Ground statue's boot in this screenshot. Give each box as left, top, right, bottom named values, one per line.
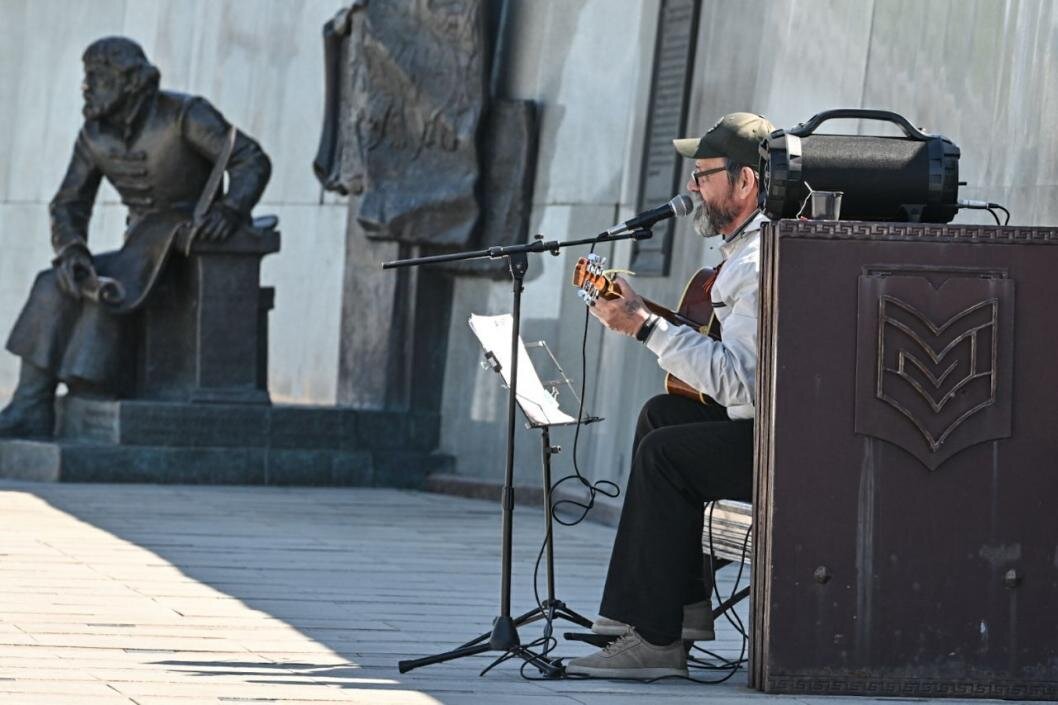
left=0, top=362, right=57, bottom=439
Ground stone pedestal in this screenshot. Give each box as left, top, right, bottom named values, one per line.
left=0, top=397, right=450, bottom=485
left=337, top=209, right=453, bottom=412
left=137, top=219, right=279, bottom=404
left=0, top=217, right=451, bottom=487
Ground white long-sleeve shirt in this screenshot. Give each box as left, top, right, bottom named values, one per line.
left=644, top=213, right=767, bottom=420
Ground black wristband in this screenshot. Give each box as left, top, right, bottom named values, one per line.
left=635, top=313, right=659, bottom=342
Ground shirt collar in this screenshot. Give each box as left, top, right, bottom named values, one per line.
left=720, top=212, right=768, bottom=259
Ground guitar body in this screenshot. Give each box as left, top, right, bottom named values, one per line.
left=571, top=255, right=723, bottom=406
left=663, top=268, right=721, bottom=404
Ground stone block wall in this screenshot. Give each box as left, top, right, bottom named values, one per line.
left=436, top=0, right=1058, bottom=494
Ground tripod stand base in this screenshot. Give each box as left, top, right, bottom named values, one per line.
left=454, top=599, right=593, bottom=652
left=397, top=621, right=562, bottom=677
left=397, top=602, right=592, bottom=676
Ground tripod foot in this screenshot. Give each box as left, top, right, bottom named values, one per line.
left=563, top=631, right=616, bottom=648
left=549, top=600, right=595, bottom=630
left=398, top=642, right=492, bottom=673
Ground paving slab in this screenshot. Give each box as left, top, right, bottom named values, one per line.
left=0, top=481, right=1033, bottom=705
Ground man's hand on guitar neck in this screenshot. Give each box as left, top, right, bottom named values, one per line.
left=589, top=276, right=652, bottom=337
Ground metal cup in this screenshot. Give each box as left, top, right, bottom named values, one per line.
left=809, top=190, right=843, bottom=220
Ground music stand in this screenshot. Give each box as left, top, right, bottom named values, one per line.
left=385, top=228, right=653, bottom=676
left=460, top=317, right=601, bottom=665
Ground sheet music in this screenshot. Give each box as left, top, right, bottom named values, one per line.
left=468, top=314, right=577, bottom=427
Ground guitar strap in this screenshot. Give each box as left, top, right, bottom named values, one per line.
left=702, top=261, right=723, bottom=340
left=703, top=261, right=723, bottom=293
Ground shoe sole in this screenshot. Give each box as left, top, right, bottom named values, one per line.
left=591, top=624, right=715, bottom=642
left=566, top=664, right=688, bottom=679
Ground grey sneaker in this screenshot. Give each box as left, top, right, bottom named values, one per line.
left=566, top=628, right=687, bottom=679
left=592, top=601, right=715, bottom=641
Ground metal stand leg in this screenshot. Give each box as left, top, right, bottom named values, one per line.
left=533, top=426, right=595, bottom=635
left=399, top=252, right=561, bottom=677
left=433, top=425, right=594, bottom=673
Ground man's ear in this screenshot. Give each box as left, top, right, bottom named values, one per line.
left=738, top=166, right=757, bottom=199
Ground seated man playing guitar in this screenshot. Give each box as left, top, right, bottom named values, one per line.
left=566, top=112, right=773, bottom=679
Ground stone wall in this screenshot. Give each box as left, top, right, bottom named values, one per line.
left=436, top=0, right=1058, bottom=497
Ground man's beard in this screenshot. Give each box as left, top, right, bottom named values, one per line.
left=692, top=194, right=738, bottom=237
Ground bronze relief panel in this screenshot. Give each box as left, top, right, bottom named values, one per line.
left=854, top=267, right=1014, bottom=469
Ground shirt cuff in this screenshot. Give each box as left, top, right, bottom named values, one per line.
left=643, top=317, right=672, bottom=351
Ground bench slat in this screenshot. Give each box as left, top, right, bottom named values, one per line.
left=702, top=500, right=752, bottom=564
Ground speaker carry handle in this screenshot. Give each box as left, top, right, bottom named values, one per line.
left=787, top=109, right=932, bottom=141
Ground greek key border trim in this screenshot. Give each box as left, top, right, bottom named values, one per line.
left=766, top=674, right=1058, bottom=699
left=774, top=219, right=1058, bottom=244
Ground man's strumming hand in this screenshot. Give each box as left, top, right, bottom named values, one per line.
left=589, top=276, right=651, bottom=337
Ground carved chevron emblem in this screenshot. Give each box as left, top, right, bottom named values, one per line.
left=877, top=296, right=998, bottom=437
left=855, top=271, right=1013, bottom=470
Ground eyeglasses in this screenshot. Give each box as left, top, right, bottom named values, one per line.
left=690, top=166, right=726, bottom=186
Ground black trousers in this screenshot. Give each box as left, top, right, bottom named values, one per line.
left=599, top=394, right=754, bottom=642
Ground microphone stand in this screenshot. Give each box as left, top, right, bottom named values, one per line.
left=385, top=226, right=655, bottom=676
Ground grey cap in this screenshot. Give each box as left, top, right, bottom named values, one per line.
left=673, top=112, right=774, bottom=166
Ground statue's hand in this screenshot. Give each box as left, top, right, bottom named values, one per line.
left=54, top=246, right=96, bottom=300
left=197, top=203, right=245, bottom=242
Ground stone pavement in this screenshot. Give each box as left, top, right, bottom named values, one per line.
left=0, top=482, right=1029, bottom=705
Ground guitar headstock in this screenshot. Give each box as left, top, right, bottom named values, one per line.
left=572, top=254, right=619, bottom=306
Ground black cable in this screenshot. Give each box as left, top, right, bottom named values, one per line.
left=542, top=236, right=622, bottom=528
left=553, top=237, right=621, bottom=521
left=527, top=305, right=617, bottom=621
left=985, top=208, right=1001, bottom=226
left=521, top=236, right=622, bottom=682
left=708, top=502, right=751, bottom=641
left=516, top=635, right=561, bottom=680
left=995, top=204, right=1011, bottom=225
left=671, top=500, right=750, bottom=685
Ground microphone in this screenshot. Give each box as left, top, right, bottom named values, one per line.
left=604, top=194, right=694, bottom=236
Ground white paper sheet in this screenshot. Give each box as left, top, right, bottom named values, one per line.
left=468, top=314, right=577, bottom=427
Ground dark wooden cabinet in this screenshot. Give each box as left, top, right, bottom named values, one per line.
left=752, top=220, right=1058, bottom=700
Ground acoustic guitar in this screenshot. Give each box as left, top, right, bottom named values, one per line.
left=572, top=253, right=721, bottom=404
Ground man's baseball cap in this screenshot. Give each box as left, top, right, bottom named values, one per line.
left=673, top=112, right=774, bottom=166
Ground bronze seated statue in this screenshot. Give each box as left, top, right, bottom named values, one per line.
left=0, top=36, right=272, bottom=438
